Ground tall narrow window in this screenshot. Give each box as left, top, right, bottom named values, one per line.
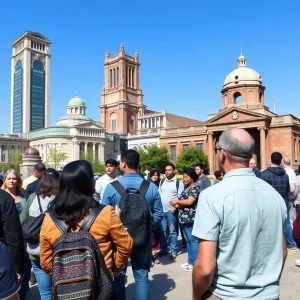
left=110, top=113, right=117, bottom=132
left=30, top=60, right=45, bottom=130
left=129, top=68, right=132, bottom=87
left=170, top=145, right=176, bottom=162
left=126, top=67, right=128, bottom=86
left=182, top=144, right=189, bottom=150
left=110, top=70, right=112, bottom=88
left=117, top=67, right=119, bottom=86
left=196, top=143, right=203, bottom=151
left=13, top=60, right=23, bottom=133
left=132, top=69, right=135, bottom=87
left=113, top=68, right=116, bottom=87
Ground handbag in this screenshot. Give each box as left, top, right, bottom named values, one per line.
left=22, top=195, right=46, bottom=243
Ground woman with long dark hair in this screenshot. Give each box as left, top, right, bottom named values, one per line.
left=149, top=169, right=161, bottom=265
left=170, top=168, right=201, bottom=272
left=21, top=168, right=59, bottom=300
left=39, top=160, right=132, bottom=283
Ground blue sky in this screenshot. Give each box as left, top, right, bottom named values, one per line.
left=1, top=0, right=300, bottom=132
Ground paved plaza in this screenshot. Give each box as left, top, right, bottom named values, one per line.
left=26, top=247, right=300, bottom=300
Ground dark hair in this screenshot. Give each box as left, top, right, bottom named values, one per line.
left=183, top=168, right=198, bottom=182
left=194, top=163, right=205, bottom=170
left=0, top=179, right=2, bottom=188
left=121, top=149, right=140, bottom=170
left=36, top=173, right=59, bottom=197
left=44, top=168, right=60, bottom=178
left=214, top=170, right=223, bottom=179
left=48, top=160, right=95, bottom=229
left=34, top=162, right=46, bottom=172
left=105, top=159, right=118, bottom=167
left=150, top=169, right=160, bottom=186
left=298, top=165, right=300, bottom=176
left=165, top=163, right=175, bottom=170
left=271, top=152, right=282, bottom=166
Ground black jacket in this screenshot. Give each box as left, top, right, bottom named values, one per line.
left=0, top=189, right=26, bottom=273
left=261, top=167, right=290, bottom=201
left=25, top=179, right=40, bottom=200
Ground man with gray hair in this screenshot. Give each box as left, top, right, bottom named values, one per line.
left=192, top=128, right=286, bottom=300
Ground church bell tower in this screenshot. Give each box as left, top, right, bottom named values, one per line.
left=100, top=45, right=144, bottom=135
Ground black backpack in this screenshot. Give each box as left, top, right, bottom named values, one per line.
left=111, top=180, right=150, bottom=248
left=22, top=195, right=46, bottom=243
left=50, top=204, right=113, bottom=300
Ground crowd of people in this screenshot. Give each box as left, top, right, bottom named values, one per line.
left=0, top=128, right=300, bottom=300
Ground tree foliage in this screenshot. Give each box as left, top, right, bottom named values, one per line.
left=47, top=147, right=68, bottom=169
left=136, top=145, right=170, bottom=172
left=175, top=147, right=208, bottom=173
left=80, top=147, right=105, bottom=174
left=8, top=148, right=23, bottom=171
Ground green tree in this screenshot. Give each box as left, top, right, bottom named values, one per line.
left=47, top=147, right=68, bottom=169
left=175, top=147, right=208, bottom=173
left=136, top=145, right=170, bottom=172
left=80, top=147, right=105, bottom=174
left=8, top=148, right=23, bottom=171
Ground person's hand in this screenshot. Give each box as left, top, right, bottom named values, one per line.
left=175, top=204, right=179, bottom=209
left=169, top=200, right=177, bottom=207
left=115, top=205, right=121, bottom=217
left=169, top=208, right=176, bottom=214
left=17, top=272, right=24, bottom=282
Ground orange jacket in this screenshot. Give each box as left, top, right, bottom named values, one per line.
left=40, top=205, right=133, bottom=275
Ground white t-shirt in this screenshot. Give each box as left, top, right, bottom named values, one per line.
left=285, top=167, right=297, bottom=184
left=95, top=174, right=118, bottom=201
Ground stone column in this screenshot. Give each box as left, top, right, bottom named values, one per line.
left=208, top=132, right=214, bottom=174
left=93, top=142, right=95, bottom=154
left=100, top=143, right=105, bottom=163
left=0, top=145, right=2, bottom=162
left=85, top=142, right=88, bottom=155
left=259, top=128, right=267, bottom=170
left=98, top=144, right=101, bottom=161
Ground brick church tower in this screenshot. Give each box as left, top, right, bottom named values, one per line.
left=100, top=45, right=144, bottom=135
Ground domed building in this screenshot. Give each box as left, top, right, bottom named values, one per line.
left=160, top=53, right=300, bottom=172
left=28, top=93, right=114, bottom=168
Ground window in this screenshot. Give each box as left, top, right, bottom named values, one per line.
left=30, top=60, right=45, bottom=130
left=13, top=60, right=23, bottom=133
left=110, top=113, right=117, bottom=132
left=196, top=143, right=203, bottom=151
left=182, top=144, right=189, bottom=150
left=233, top=92, right=242, bottom=104
left=170, top=145, right=176, bottom=162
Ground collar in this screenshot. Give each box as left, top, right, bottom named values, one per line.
left=165, top=176, right=176, bottom=182
left=123, top=173, right=141, bottom=177
left=223, top=168, right=254, bottom=180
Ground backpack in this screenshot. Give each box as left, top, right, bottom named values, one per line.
left=160, top=178, right=180, bottom=192
left=111, top=180, right=150, bottom=248
left=22, top=195, right=45, bottom=243
left=50, top=204, right=113, bottom=300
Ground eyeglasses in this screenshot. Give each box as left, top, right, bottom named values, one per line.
left=214, top=147, right=223, bottom=154
left=214, top=147, right=251, bottom=159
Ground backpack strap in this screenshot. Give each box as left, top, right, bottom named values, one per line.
left=139, top=180, right=150, bottom=196
left=111, top=181, right=126, bottom=196
left=176, top=178, right=180, bottom=192
left=159, top=178, right=165, bottom=191
left=80, top=204, right=104, bottom=231
left=37, top=195, right=43, bottom=214
left=50, top=213, right=69, bottom=234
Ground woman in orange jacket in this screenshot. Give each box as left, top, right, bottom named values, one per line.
left=40, top=160, right=133, bottom=279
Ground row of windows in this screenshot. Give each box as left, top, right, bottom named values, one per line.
left=110, top=68, right=119, bottom=88
left=31, top=40, right=45, bottom=52
left=13, top=61, right=23, bottom=133
left=126, top=67, right=135, bottom=87
left=170, top=143, right=203, bottom=162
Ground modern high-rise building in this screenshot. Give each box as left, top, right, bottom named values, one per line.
left=11, top=31, right=51, bottom=133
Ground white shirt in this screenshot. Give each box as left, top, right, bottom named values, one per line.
left=284, top=166, right=297, bottom=184
left=95, top=174, right=118, bottom=201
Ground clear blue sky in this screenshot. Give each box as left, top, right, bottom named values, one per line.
left=1, top=0, right=300, bottom=132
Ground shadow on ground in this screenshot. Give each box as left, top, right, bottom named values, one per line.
left=126, top=273, right=176, bottom=300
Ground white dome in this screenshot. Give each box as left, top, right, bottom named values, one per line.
left=223, top=54, right=263, bottom=88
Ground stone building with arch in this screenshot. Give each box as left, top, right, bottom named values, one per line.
left=160, top=53, right=300, bottom=173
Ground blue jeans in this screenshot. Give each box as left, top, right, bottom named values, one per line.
left=113, top=243, right=151, bottom=300
left=19, top=254, right=31, bottom=300
left=32, top=260, right=52, bottom=300
left=285, top=200, right=296, bottom=248
left=160, top=211, right=178, bottom=254
left=180, top=223, right=198, bottom=266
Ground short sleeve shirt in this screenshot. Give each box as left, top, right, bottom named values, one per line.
left=178, top=185, right=201, bottom=224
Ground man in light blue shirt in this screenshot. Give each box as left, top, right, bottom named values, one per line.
left=158, top=163, right=184, bottom=260
left=102, top=149, right=163, bottom=300
left=192, top=128, right=286, bottom=300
